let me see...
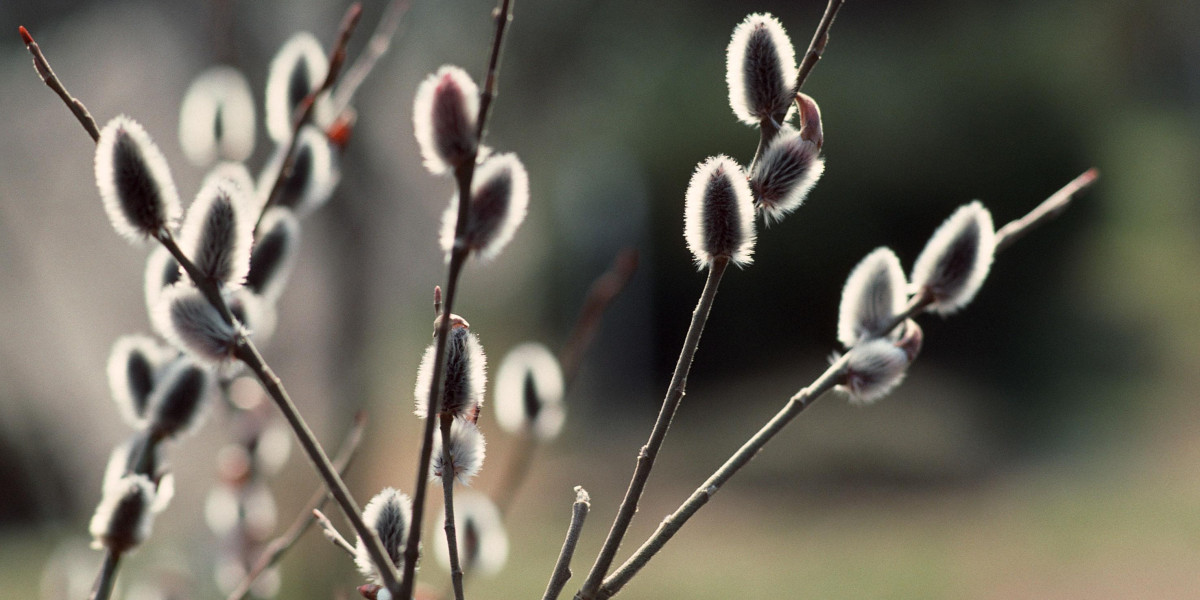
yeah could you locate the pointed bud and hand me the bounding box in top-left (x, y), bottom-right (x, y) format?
top-left (355, 488), bottom-right (412, 585)
top-left (837, 247), bottom-right (908, 347)
top-left (494, 343), bottom-right (566, 441)
top-left (726, 13), bottom-right (798, 126)
top-left (413, 66), bottom-right (480, 175)
top-left (434, 492), bottom-right (508, 576)
top-left (146, 356), bottom-right (213, 438)
top-left (896, 319), bottom-right (924, 363)
top-left (795, 92), bottom-right (824, 148)
top-left (414, 322), bottom-right (487, 419)
top-left (439, 153), bottom-right (530, 261)
top-left (107, 335), bottom-right (174, 429)
top-left (245, 208), bottom-right (300, 301)
top-left (144, 245), bottom-right (181, 316)
top-left (258, 125), bottom-right (339, 217)
top-left (910, 201), bottom-right (996, 314)
top-left (265, 32), bottom-right (329, 143)
top-left (836, 338), bottom-right (911, 405)
top-left (95, 116), bottom-right (181, 242)
top-left (431, 417), bottom-right (486, 485)
top-left (153, 286), bottom-right (241, 363)
top-left (179, 66), bottom-right (256, 166)
top-left (750, 124), bottom-right (824, 222)
top-left (179, 177), bottom-right (254, 288)
top-left (684, 155), bottom-right (756, 268)
top-left (88, 474), bottom-right (158, 553)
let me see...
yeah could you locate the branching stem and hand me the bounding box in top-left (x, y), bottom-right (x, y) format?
top-left (575, 256), bottom-right (729, 600)
top-left (591, 169), bottom-right (1099, 598)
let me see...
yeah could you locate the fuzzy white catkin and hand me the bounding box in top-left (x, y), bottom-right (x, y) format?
top-left (179, 66), bottom-right (256, 166)
top-left (245, 207), bottom-right (300, 302)
top-left (434, 491), bottom-right (508, 576)
top-left (430, 417), bottom-right (487, 484)
top-left (414, 326), bottom-right (487, 419)
top-left (144, 245), bottom-right (181, 315)
top-left (910, 201), bottom-right (996, 314)
top-left (751, 124), bottom-right (824, 222)
top-left (264, 33), bottom-right (328, 144)
top-left (494, 342), bottom-right (566, 440)
top-left (107, 335), bottom-right (171, 429)
top-left (413, 65), bottom-right (480, 175)
top-left (179, 177), bottom-right (254, 288)
top-left (837, 247), bottom-right (908, 347)
top-left (256, 125), bottom-right (339, 217)
top-left (439, 152), bottom-right (530, 262)
top-left (838, 338), bottom-right (911, 405)
top-left (145, 356), bottom-right (213, 438)
top-left (201, 162), bottom-right (258, 215)
top-left (153, 286), bottom-right (240, 364)
top-left (89, 474), bottom-right (157, 554)
top-left (726, 13), bottom-right (798, 126)
top-left (95, 116), bottom-right (181, 243)
top-left (355, 488), bottom-right (412, 584)
top-left (684, 155), bottom-right (757, 268)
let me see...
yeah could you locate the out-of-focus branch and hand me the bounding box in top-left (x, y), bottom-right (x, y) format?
top-left (257, 3), bottom-right (365, 231)
top-left (559, 248), bottom-right (639, 386)
top-left (225, 414), bottom-right (367, 600)
top-left (332, 0), bottom-right (411, 114)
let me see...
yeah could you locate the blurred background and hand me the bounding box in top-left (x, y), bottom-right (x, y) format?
top-left (3, 0), bottom-right (1200, 598)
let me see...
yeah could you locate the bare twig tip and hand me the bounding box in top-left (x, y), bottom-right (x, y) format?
top-left (19, 26), bottom-right (32, 45)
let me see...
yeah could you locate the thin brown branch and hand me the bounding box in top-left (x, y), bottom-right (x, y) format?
top-left (592, 169), bottom-right (1098, 598)
top-left (794, 0), bottom-right (845, 95)
top-left (475, 0), bottom-right (515, 141)
top-left (595, 357), bottom-right (849, 599)
top-left (225, 414), bottom-right (367, 600)
top-left (19, 26), bottom-right (101, 142)
top-left (542, 487), bottom-right (591, 600)
top-left (440, 415), bottom-right (466, 600)
top-left (575, 256), bottom-right (730, 600)
top-left (234, 338), bottom-right (401, 591)
top-left (256, 3), bottom-right (364, 232)
top-left (332, 0), bottom-right (412, 114)
top-left (314, 508), bottom-right (360, 558)
top-left (400, 2), bottom-right (516, 597)
top-left (558, 248), bottom-right (639, 386)
top-left (995, 168), bottom-right (1098, 252)
top-left (88, 550), bottom-right (121, 600)
top-left (749, 0), bottom-right (845, 181)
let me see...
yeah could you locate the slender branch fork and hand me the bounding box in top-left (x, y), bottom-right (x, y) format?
top-left (576, 4), bottom-right (848, 599)
top-left (399, 1), bottom-right (515, 599)
top-left (592, 170), bottom-right (1099, 599)
top-left (575, 256), bottom-right (730, 599)
top-left (19, 6), bottom-right (407, 596)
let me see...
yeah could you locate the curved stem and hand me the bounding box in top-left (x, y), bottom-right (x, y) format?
top-left (18, 26), bottom-right (100, 142)
top-left (575, 256), bottom-right (729, 600)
